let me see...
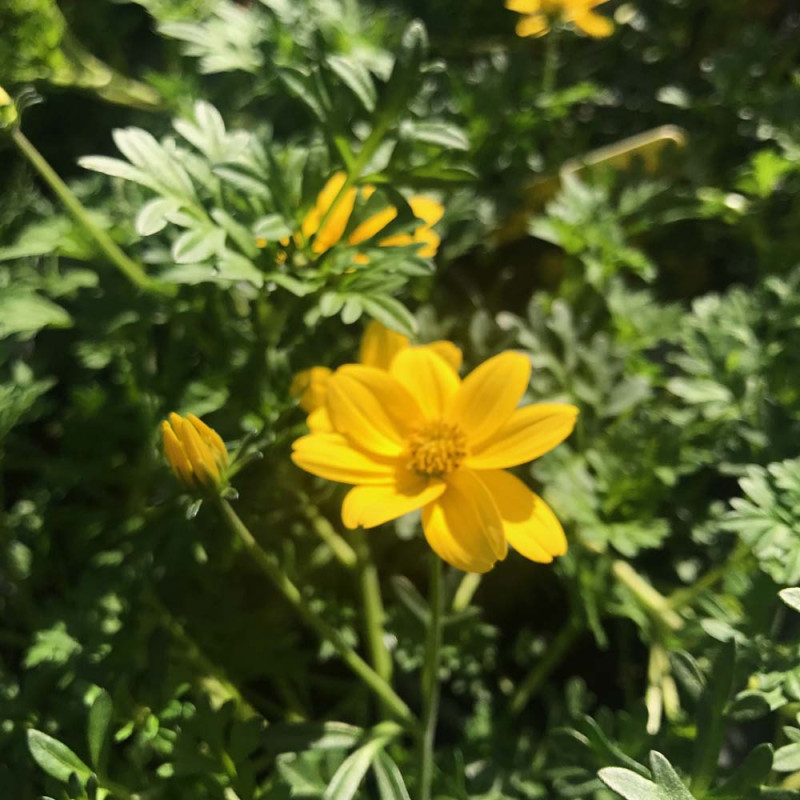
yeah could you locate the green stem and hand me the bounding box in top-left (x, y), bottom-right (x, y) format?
top-left (417, 555), bottom-right (444, 800)
top-left (302, 499), bottom-right (358, 569)
top-left (509, 615), bottom-right (581, 716)
top-left (215, 498), bottom-right (416, 728)
top-left (541, 25), bottom-right (560, 96)
top-left (11, 128), bottom-right (168, 295)
top-left (668, 542), bottom-right (750, 611)
top-left (353, 531), bottom-right (393, 689)
top-left (612, 560), bottom-right (683, 632)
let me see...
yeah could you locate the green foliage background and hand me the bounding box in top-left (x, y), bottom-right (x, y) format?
top-left (3, 0), bottom-right (800, 798)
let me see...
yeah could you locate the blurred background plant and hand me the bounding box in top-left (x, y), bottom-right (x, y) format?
top-left (4, 0), bottom-right (800, 798)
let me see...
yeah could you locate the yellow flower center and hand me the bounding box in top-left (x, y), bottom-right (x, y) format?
top-left (408, 420), bottom-right (468, 477)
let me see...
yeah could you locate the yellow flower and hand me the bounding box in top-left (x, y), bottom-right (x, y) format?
top-left (162, 412), bottom-right (228, 492)
top-left (295, 172), bottom-right (444, 259)
top-left (506, 0), bottom-right (614, 38)
top-left (291, 348), bottom-right (578, 573)
top-left (292, 321), bottom-right (462, 433)
top-left (290, 366), bottom-right (334, 414)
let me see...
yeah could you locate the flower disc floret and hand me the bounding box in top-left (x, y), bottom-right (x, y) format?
top-left (408, 420), bottom-right (468, 477)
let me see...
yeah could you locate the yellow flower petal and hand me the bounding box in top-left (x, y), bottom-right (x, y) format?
top-left (477, 470), bottom-right (567, 562)
top-left (413, 227), bottom-right (441, 259)
top-left (421, 468), bottom-right (507, 573)
top-left (291, 367), bottom-right (333, 413)
top-left (348, 206), bottom-right (398, 246)
top-left (378, 231), bottom-right (415, 249)
top-left (506, 0), bottom-right (540, 11)
top-left (466, 403), bottom-right (578, 470)
top-left (327, 365), bottom-right (422, 455)
top-left (188, 413), bottom-right (228, 469)
top-left (292, 433), bottom-right (396, 484)
top-left (359, 321), bottom-right (410, 369)
top-left (409, 196), bottom-right (444, 227)
top-left (426, 340), bottom-right (463, 372)
top-left (180, 417), bottom-right (220, 486)
top-left (312, 187), bottom-right (357, 254)
top-left (342, 472), bottom-right (446, 529)
top-left (516, 13), bottom-right (550, 37)
top-left (571, 9), bottom-right (614, 37)
top-left (449, 351), bottom-right (531, 448)
top-left (390, 347), bottom-right (460, 421)
top-left (301, 172), bottom-right (345, 239)
top-left (162, 421), bottom-right (194, 487)
top-left (307, 406), bottom-right (334, 433)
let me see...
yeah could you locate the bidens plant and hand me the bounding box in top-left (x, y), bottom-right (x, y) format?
top-left (292, 336), bottom-right (579, 572)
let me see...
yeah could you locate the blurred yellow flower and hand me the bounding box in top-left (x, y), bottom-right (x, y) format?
top-left (292, 348), bottom-right (578, 573)
top-left (295, 172), bottom-right (444, 259)
top-left (162, 412), bottom-right (228, 492)
top-left (506, 0), bottom-right (614, 38)
top-left (292, 321), bottom-right (462, 433)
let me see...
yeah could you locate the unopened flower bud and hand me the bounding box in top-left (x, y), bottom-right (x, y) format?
top-left (162, 412), bottom-right (228, 492)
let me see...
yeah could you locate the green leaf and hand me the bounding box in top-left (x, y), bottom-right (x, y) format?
top-left (599, 767), bottom-right (663, 800)
top-left (87, 690), bottom-right (113, 771)
top-left (379, 20), bottom-right (427, 123)
top-left (323, 737), bottom-right (386, 800)
top-left (172, 227), bottom-right (225, 264)
top-left (780, 588), bottom-right (800, 613)
top-left (714, 743), bottom-right (772, 796)
top-left (373, 751), bottom-right (411, 800)
top-left (650, 752), bottom-right (694, 800)
top-left (254, 214), bottom-right (294, 242)
top-left (135, 197), bottom-right (180, 236)
top-left (773, 743), bottom-right (800, 773)
top-left (600, 753), bottom-right (695, 800)
top-left (78, 156), bottom-right (157, 190)
top-left (278, 67), bottom-right (327, 121)
top-left (391, 576), bottom-right (429, 625)
top-left (326, 54), bottom-right (377, 112)
top-left (404, 120), bottom-right (469, 151)
top-left (263, 722), bottom-right (363, 754)
top-left (28, 730), bottom-right (92, 784)
top-left (0, 291), bottom-right (72, 339)
top-left (358, 294), bottom-right (417, 337)
top-left (692, 640), bottom-right (736, 794)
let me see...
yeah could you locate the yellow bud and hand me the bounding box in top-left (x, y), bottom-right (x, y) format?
top-left (162, 413), bottom-right (228, 492)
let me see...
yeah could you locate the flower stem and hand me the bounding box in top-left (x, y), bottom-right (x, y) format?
top-left (10, 128), bottom-right (169, 295)
top-left (542, 26), bottom-right (560, 96)
top-left (612, 560), bottom-right (683, 632)
top-left (417, 555), bottom-right (445, 800)
top-left (353, 531), bottom-right (394, 687)
top-left (668, 542), bottom-right (750, 611)
top-left (509, 614), bottom-right (581, 716)
top-left (215, 498), bottom-right (416, 728)
top-left (302, 499), bottom-right (358, 569)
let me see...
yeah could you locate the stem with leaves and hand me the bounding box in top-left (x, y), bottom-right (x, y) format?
top-left (214, 497), bottom-right (416, 728)
top-left (10, 127), bottom-right (169, 295)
